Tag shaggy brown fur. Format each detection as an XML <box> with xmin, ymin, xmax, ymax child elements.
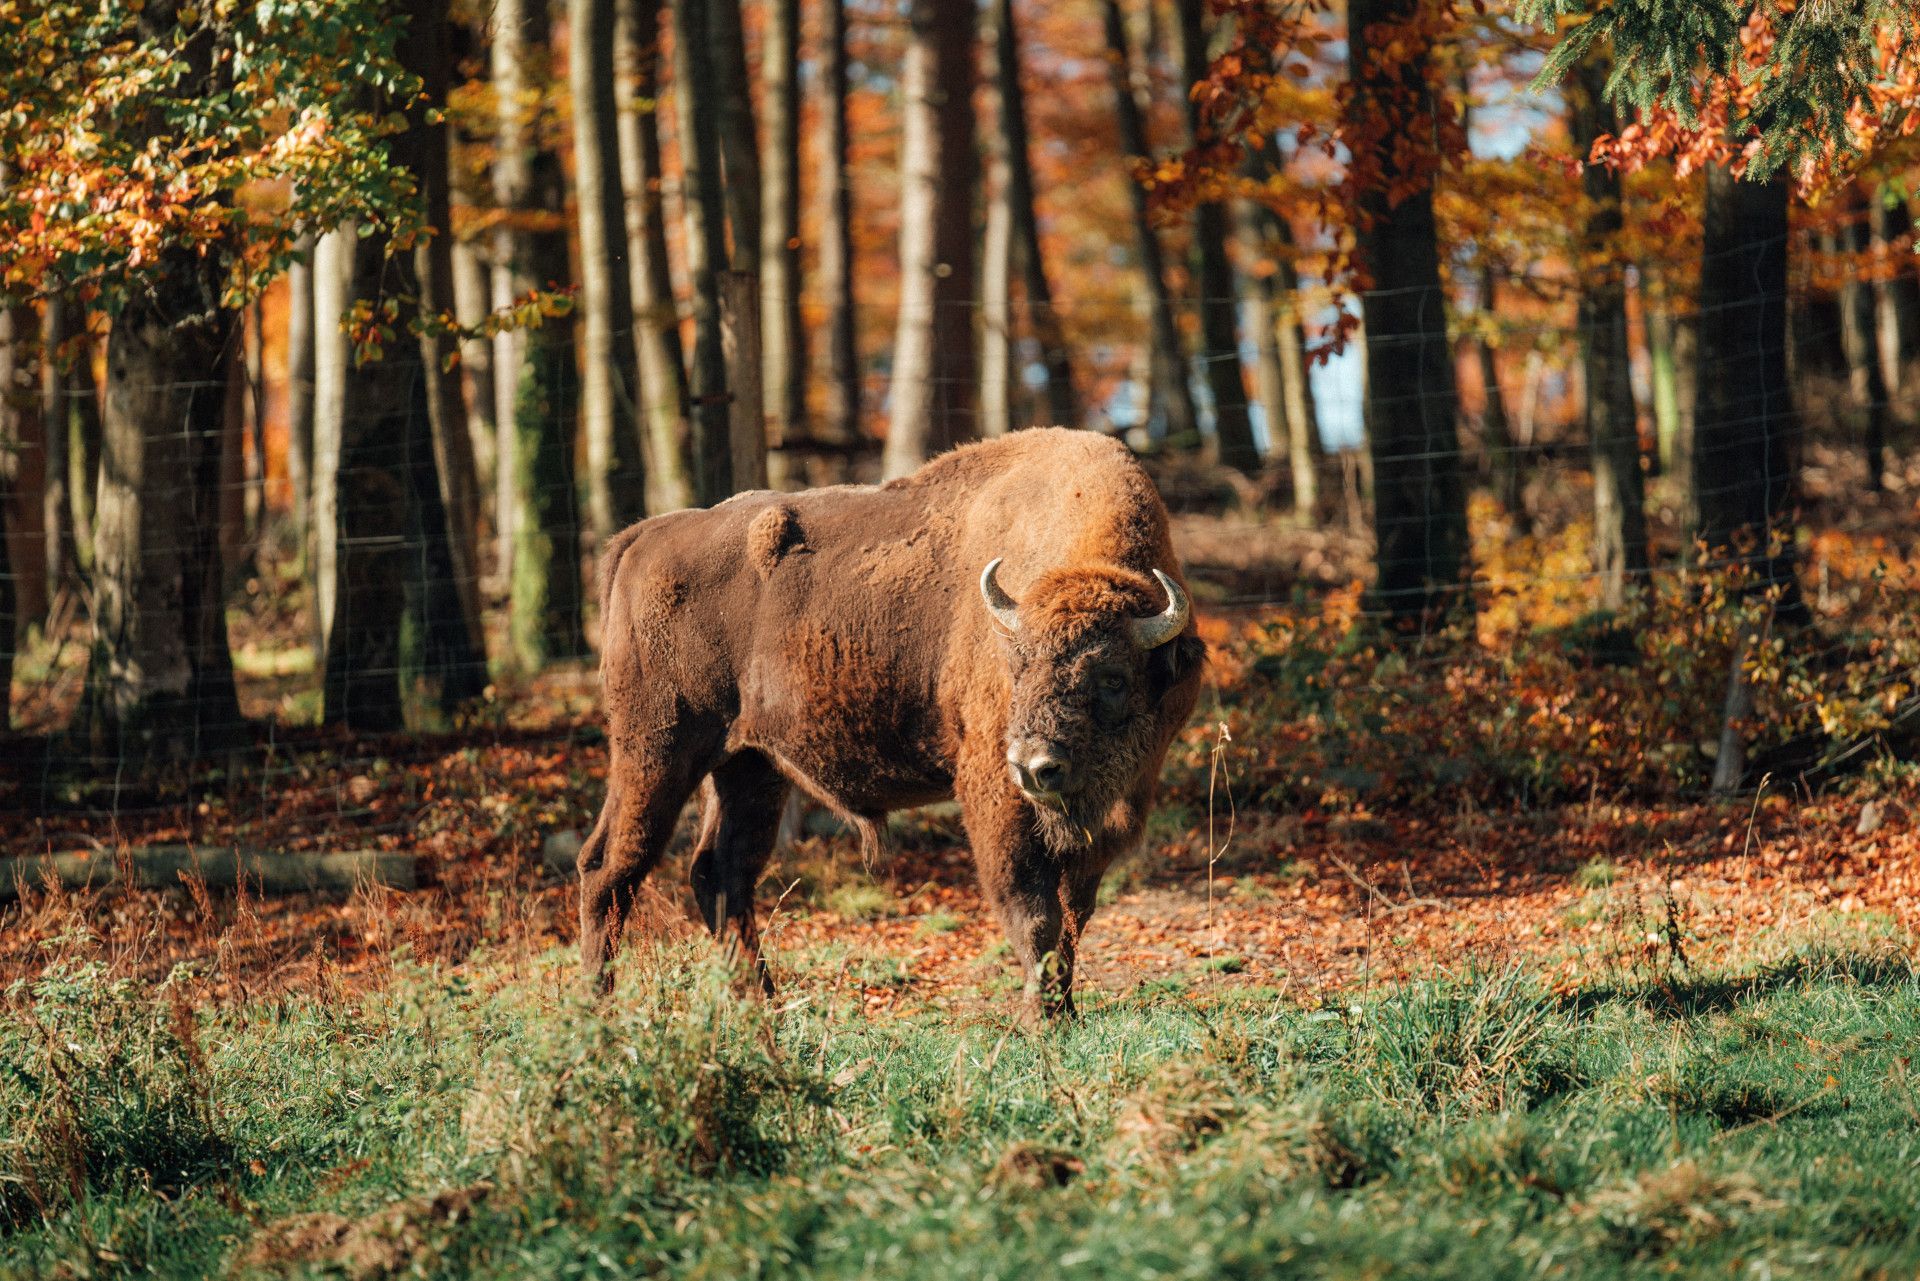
<box><xmin>579</xmin><ymin>428</ymin><xmax>1205</xmax><ymax>1018</ymax></box>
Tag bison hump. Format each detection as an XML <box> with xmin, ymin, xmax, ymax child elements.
<box><xmin>746</xmin><ymin>503</ymin><xmax>808</xmax><ymax>580</ymax></box>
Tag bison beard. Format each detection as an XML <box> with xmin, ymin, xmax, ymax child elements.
<box><xmin>578</xmin><ymin>429</ymin><xmax>1205</xmax><ymax>1020</ymax></box>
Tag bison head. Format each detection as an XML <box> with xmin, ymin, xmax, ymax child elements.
<box><xmin>980</xmin><ymin>558</ymin><xmax>1204</xmax><ymax>849</ymax></box>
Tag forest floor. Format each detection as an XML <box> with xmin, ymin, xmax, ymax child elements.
<box><xmin>8</xmin><ymin>462</ymin><xmax>1920</xmax><ymax>1275</ymax></box>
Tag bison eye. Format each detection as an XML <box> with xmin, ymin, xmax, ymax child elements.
<box><xmin>1098</xmin><ymin>672</ymin><xmax>1127</xmax><ymax>695</ymax></box>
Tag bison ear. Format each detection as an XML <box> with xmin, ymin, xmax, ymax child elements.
<box><xmin>1146</xmin><ymin>632</ymin><xmax>1205</xmax><ymax>702</ymax></box>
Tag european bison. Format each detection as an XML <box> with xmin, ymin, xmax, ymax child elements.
<box><xmin>579</xmin><ymin>428</ymin><xmax>1205</xmax><ymax>1018</ymax></box>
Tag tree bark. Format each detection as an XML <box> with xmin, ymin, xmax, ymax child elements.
<box><xmin>882</xmin><ymin>0</ymin><xmax>979</xmax><ymax>479</ymax></box>
<box><xmin>0</xmin><ymin>453</ymin><xmax>11</xmax><ymax>730</ymax></box>
<box><xmin>1101</xmin><ymin>0</ymin><xmax>1196</xmax><ymax>444</ymax></box>
<box><xmin>1837</xmin><ymin>189</ymin><xmax>1891</xmax><ymax>493</ymax></box>
<box><xmin>310</xmin><ymin>227</ymin><xmax>352</xmax><ymax>655</ymax></box>
<box><xmin>1871</xmin><ymin>185</ymin><xmax>1920</xmax><ymax>396</ymax></box>
<box><xmin>1569</xmin><ymin>55</ymin><xmax>1648</xmax><ymax>608</ymax></box>
<box><xmin>406</xmin><ymin>0</ymin><xmax>488</xmax><ymax>711</ymax></box>
<box><xmin>82</xmin><ymin>253</ymin><xmax>241</xmax><ymax>755</ymax></box>
<box><xmin>616</xmin><ymin>0</ymin><xmax>694</xmax><ymax>511</ymax></box>
<box><xmin>1174</xmin><ymin>0</ymin><xmax>1257</xmax><ymax>473</ymax></box>
<box><xmin>818</xmin><ymin>0</ymin><xmax>860</xmax><ymax>455</ymax></box>
<box><xmin>760</xmin><ymin>0</ymin><xmax>806</xmax><ymax>455</ymax></box>
<box><xmin>982</xmin><ymin>2</ymin><xmax>1017</xmax><ymax>441</ymax></box>
<box><xmin>570</xmin><ymin>0</ymin><xmax>649</xmax><ymax>534</ymax></box>
<box><xmin>2</xmin><ymin>305</ymin><xmax>47</xmax><ymax>635</ymax></box>
<box><xmin>38</xmin><ymin>297</ymin><xmax>76</xmax><ymax>591</ymax></box>
<box><xmin>1693</xmin><ymin>165</ymin><xmax>1798</xmax><ymax>599</ymax></box>
<box><xmin>1348</xmin><ymin>0</ymin><xmax>1469</xmax><ymax>625</ymax></box>
<box><xmin>709</xmin><ymin>0</ymin><xmax>767</xmax><ymax>483</ymax></box>
<box><xmin>497</xmin><ymin>0</ymin><xmax>586</xmax><ymax>668</ymax></box>
<box><xmin>450</xmin><ymin>219</ymin><xmax>499</xmax><ymax>507</ymax></box>
<box><xmin>285</xmin><ymin>236</ymin><xmax>316</xmax><ymax>553</ymax></box>
<box><xmin>995</xmin><ymin>0</ymin><xmax>1077</xmax><ymax>428</ymax></box>
<box><xmin>673</xmin><ymin>0</ymin><xmax>736</xmax><ymax>502</ymax></box>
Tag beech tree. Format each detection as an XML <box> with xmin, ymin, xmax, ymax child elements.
<box><xmin>0</xmin><ymin>0</ymin><xmax>413</xmax><ymax>755</ymax></box>
<box><xmin>673</xmin><ymin>0</ymin><xmax>736</xmax><ymax>501</ymax></box>
<box><xmin>883</xmin><ymin>0</ymin><xmax>980</xmax><ymax>479</ymax></box>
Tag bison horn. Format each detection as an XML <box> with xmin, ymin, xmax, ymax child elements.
<box><xmin>1130</xmin><ymin>570</ymin><xmax>1190</xmax><ymax>650</ymax></box>
<box><xmin>979</xmin><ymin>558</ymin><xmax>1022</xmax><ymax>633</ymax></box>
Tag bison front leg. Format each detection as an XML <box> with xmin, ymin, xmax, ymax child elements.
<box><xmin>964</xmin><ymin>778</ymin><xmax>1110</xmax><ymax>1023</ymax></box>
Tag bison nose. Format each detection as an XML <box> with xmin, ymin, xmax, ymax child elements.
<box><xmin>1008</xmin><ymin>745</ymin><xmax>1071</xmax><ymax>796</ymax></box>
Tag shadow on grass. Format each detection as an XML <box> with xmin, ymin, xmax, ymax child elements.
<box><xmin>1559</xmin><ymin>946</ymin><xmax>1915</xmax><ymax>1021</ymax></box>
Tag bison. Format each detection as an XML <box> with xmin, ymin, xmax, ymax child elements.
<box><xmin>578</xmin><ymin>427</ymin><xmax>1205</xmax><ymax>1018</ymax></box>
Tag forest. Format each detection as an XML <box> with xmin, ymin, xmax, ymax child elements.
<box><xmin>6</xmin><ymin>0</ymin><xmax>1920</xmax><ymax>1277</ymax></box>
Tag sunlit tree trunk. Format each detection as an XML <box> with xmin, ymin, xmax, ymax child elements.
<box><xmin>982</xmin><ymin>0</ymin><xmax>1017</xmax><ymax>438</ymax></box>
<box><xmin>818</xmin><ymin>0</ymin><xmax>860</xmax><ymax>457</ymax></box>
<box><xmin>673</xmin><ymin>0</ymin><xmax>736</xmax><ymax>501</ymax></box>
<box><xmin>616</xmin><ymin>0</ymin><xmax>694</xmax><ymax>510</ymax></box>
<box><xmin>995</xmin><ymin>0</ymin><xmax>1077</xmax><ymax>427</ymax></box>
<box><xmin>761</xmin><ymin>0</ymin><xmax>806</xmax><ymax>461</ymax></box>
<box><xmin>1175</xmin><ymin>0</ymin><xmax>1256</xmax><ymax>473</ymax></box>
<box><xmin>310</xmin><ymin>227</ymin><xmax>351</xmax><ymax>655</ymax></box>
<box><xmin>1693</xmin><ymin>165</ymin><xmax>1798</xmax><ymax>598</ymax></box>
<box><xmin>1101</xmin><ymin>0</ymin><xmax>1196</xmax><ymax>444</ymax></box>
<box><xmin>1348</xmin><ymin>0</ymin><xmax>1469</xmax><ymax>625</ymax></box>
<box><xmin>981</xmin><ymin>140</ymin><xmax>1016</xmax><ymax>438</ymax></box>
<box><xmin>882</xmin><ymin>0</ymin><xmax>978</xmax><ymax>478</ymax></box>
<box><xmin>707</xmin><ymin>0</ymin><xmax>767</xmax><ymax>486</ymax></box>
<box><xmin>450</xmin><ymin>224</ymin><xmax>498</xmax><ymax>508</ymax></box>
<box><xmin>497</xmin><ymin>0</ymin><xmax>585</xmax><ymax>668</ymax></box>
<box><xmin>571</xmin><ymin>0</ymin><xmax>648</xmax><ymax>533</ymax></box>
<box><xmin>1570</xmin><ymin>54</ymin><xmax>1647</xmax><ymax>608</ymax></box>
<box><xmin>83</xmin><ymin>251</ymin><xmax>241</xmax><ymax>754</ymax></box>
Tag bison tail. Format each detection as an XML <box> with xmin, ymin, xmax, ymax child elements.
<box><xmin>597</xmin><ymin>524</ymin><xmax>647</xmax><ymax>619</ymax></box>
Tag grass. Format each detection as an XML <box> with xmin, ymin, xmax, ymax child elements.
<box><xmin>7</xmin><ymin>933</ymin><xmax>1920</xmax><ymax>1279</ymax></box>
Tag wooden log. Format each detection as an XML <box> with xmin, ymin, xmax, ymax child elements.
<box><xmin>0</xmin><ymin>845</ymin><xmax>417</xmax><ymax>902</ymax></box>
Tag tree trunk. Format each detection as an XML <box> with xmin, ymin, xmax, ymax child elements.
<box><xmin>82</xmin><ymin>253</ymin><xmax>241</xmax><ymax>755</ymax></box>
<box><xmin>616</xmin><ymin>0</ymin><xmax>694</xmax><ymax>511</ymax></box>
<box><xmin>285</xmin><ymin>236</ymin><xmax>316</xmax><ymax>553</ymax></box>
<box><xmin>1871</xmin><ymin>185</ymin><xmax>1920</xmax><ymax>397</ymax></box>
<box><xmin>818</xmin><ymin>0</ymin><xmax>860</xmax><ymax>455</ymax></box>
<box><xmin>1235</xmin><ymin>199</ymin><xmax>1291</xmax><ymax>474</ymax></box>
<box><xmin>1101</xmin><ymin>0</ymin><xmax>1197</xmax><ymax>444</ymax></box>
<box><xmin>406</xmin><ymin>0</ymin><xmax>488</xmax><ymax>711</ymax></box>
<box><xmin>1693</xmin><ymin>165</ymin><xmax>1798</xmax><ymax>599</ymax></box>
<box><xmin>2</xmin><ymin>306</ymin><xmax>47</xmax><ymax>635</ymax></box>
<box><xmin>982</xmin><ymin>4</ymin><xmax>1017</xmax><ymax>441</ymax></box>
<box><xmin>722</xmin><ymin>271</ymin><xmax>767</xmax><ymax>491</ymax></box>
<box><xmin>1569</xmin><ymin>54</ymin><xmax>1648</xmax><ymax>609</ymax></box>
<box><xmin>995</xmin><ymin>0</ymin><xmax>1077</xmax><ymax>427</ymax></box>
<box><xmin>570</xmin><ymin>0</ymin><xmax>648</xmax><ymax>534</ymax></box>
<box><xmin>326</xmin><ymin>0</ymin><xmax>489</xmax><ymax>728</ymax></box>
<box><xmin>38</xmin><ymin>297</ymin><xmax>76</xmax><ymax>591</ymax></box>
<box><xmin>1837</xmin><ymin>190</ymin><xmax>1891</xmax><ymax>493</ymax></box>
<box><xmin>219</xmin><ymin>328</ymin><xmax>250</xmax><ymax>584</ymax></box>
<box><xmin>310</xmin><ymin>227</ymin><xmax>352</xmax><ymax>655</ymax></box>
<box><xmin>883</xmin><ymin>0</ymin><xmax>979</xmax><ymax>479</ymax></box>
<box><xmin>1348</xmin><ymin>0</ymin><xmax>1469</xmax><ymax>625</ymax></box>
<box><xmin>1174</xmin><ymin>0</ymin><xmax>1257</xmax><ymax>473</ymax></box>
<box><xmin>450</xmin><ymin>224</ymin><xmax>499</xmax><ymax>508</ymax></box>
<box><xmin>497</xmin><ymin>0</ymin><xmax>586</xmax><ymax>668</ymax></box>
<box><xmin>673</xmin><ymin>0</ymin><xmax>736</xmax><ymax>502</ymax></box>
<box><xmin>323</xmin><ymin>234</ymin><xmax>416</xmax><ymax>733</ymax></box>
<box><xmin>0</xmin><ymin>454</ymin><xmax>11</xmax><ymax>730</ymax></box>
<box><xmin>760</xmin><ymin>0</ymin><xmax>806</xmax><ymax>456</ymax></box>
<box><xmin>709</xmin><ymin>0</ymin><xmax>766</xmax><ymax>483</ymax></box>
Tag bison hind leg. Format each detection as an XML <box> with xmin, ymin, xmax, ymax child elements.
<box><xmin>688</xmin><ymin>750</ymin><xmax>791</xmax><ymax>996</ymax></box>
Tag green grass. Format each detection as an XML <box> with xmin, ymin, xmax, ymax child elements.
<box><xmin>7</xmin><ymin>937</ymin><xmax>1920</xmax><ymax>1279</ymax></box>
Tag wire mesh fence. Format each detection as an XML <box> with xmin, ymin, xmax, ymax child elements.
<box><xmin>2</xmin><ymin>277</ymin><xmax>1918</xmax><ymax>864</ymax></box>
